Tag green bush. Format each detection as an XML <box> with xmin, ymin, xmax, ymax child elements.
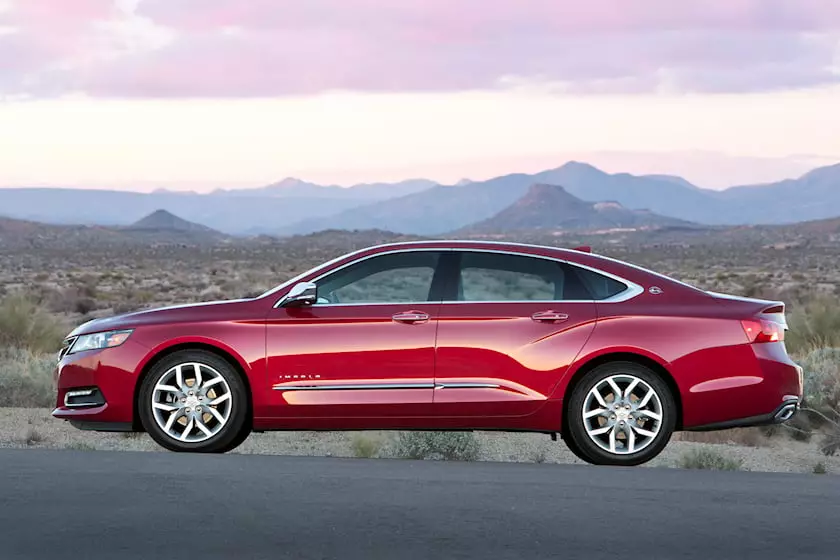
<box><xmin>0</xmin><ymin>294</ymin><xmax>67</xmax><ymax>354</ymax></box>
<box><xmin>798</xmin><ymin>347</ymin><xmax>840</xmax><ymax>414</ymax></box>
<box><xmin>786</xmin><ymin>297</ymin><xmax>840</xmax><ymax>355</ymax></box>
<box><xmin>390</xmin><ymin>431</ymin><xmax>481</xmax><ymax>461</ymax></box>
<box><xmin>350</xmin><ymin>433</ymin><xmax>382</xmax><ymax>458</ymax></box>
<box><xmin>677</xmin><ymin>448</ymin><xmax>743</xmax><ymax>471</ymax></box>
<box><xmin>813</xmin><ymin>462</ymin><xmax>827</xmax><ymax>474</ymax></box>
<box><xmin>0</xmin><ymin>347</ymin><xmax>57</xmax><ymax>408</ymax></box>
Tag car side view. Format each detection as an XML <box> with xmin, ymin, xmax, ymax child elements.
<box><xmin>52</xmin><ymin>241</ymin><xmax>804</xmax><ymax>466</ymax></box>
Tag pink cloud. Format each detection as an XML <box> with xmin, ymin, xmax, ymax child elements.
<box><xmin>2</xmin><ymin>0</ymin><xmax>839</xmax><ymax>97</ymax></box>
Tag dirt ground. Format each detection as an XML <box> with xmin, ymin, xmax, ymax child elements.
<box><xmin>0</xmin><ymin>407</ymin><xmax>836</xmax><ymax>475</ymax></box>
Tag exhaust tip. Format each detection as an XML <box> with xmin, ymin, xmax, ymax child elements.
<box><xmin>774</xmin><ymin>403</ymin><xmax>798</xmax><ymax>422</ymax></box>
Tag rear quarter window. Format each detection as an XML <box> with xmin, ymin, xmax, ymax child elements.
<box><xmin>571</xmin><ymin>266</ymin><xmax>628</xmax><ymax>300</ymax></box>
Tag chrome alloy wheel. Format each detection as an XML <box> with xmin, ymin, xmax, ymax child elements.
<box><xmin>151</xmin><ymin>362</ymin><xmax>233</xmax><ymax>443</ymax></box>
<box><xmin>581</xmin><ymin>373</ymin><xmax>663</xmax><ymax>455</ymax></box>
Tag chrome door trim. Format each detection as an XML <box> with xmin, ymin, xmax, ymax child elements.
<box><xmin>434</xmin><ymin>382</ymin><xmax>500</xmax><ymax>389</ymax></box>
<box><xmin>273</xmin><ymin>382</ymin><xmax>503</xmax><ymax>391</ymax></box>
<box><xmin>273</xmin><ymin>382</ymin><xmax>435</xmax><ymax>391</ymax></box>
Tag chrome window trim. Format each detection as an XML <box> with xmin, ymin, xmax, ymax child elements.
<box><xmin>272</xmin><ymin>246</ymin><xmax>644</xmax><ymax>308</ymax></box>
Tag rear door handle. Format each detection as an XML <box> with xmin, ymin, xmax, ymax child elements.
<box><xmin>531</xmin><ymin>310</ymin><xmax>569</xmax><ymax>322</ymax></box>
<box><xmin>392</xmin><ymin>311</ymin><xmax>430</xmax><ymax>324</ymax></box>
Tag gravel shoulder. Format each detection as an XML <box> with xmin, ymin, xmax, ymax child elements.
<box><xmin>1</xmin><ymin>407</ymin><xmax>836</xmax><ymax>474</ymax></box>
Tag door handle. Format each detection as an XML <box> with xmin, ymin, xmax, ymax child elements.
<box><xmin>392</xmin><ymin>311</ymin><xmax>430</xmax><ymax>324</ymax></box>
<box><xmin>531</xmin><ymin>310</ymin><xmax>569</xmax><ymax>322</ymax></box>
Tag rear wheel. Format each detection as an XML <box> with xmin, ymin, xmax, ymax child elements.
<box><xmin>138</xmin><ymin>350</ymin><xmax>250</xmax><ymax>453</ymax></box>
<box><xmin>566</xmin><ymin>362</ymin><xmax>675</xmax><ymax>466</ymax></box>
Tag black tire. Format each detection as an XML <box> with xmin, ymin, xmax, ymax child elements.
<box><xmin>138</xmin><ymin>350</ymin><xmax>250</xmax><ymax>453</ymax></box>
<box><xmin>566</xmin><ymin>361</ymin><xmax>676</xmax><ymax>466</ymax></box>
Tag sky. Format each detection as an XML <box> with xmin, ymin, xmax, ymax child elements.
<box><xmin>1</xmin><ymin>0</ymin><xmax>839</xmax><ymax>191</ymax></box>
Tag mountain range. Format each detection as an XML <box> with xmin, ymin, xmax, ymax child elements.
<box><xmin>1</xmin><ymin>161</ymin><xmax>838</xmax><ymax>236</ymax></box>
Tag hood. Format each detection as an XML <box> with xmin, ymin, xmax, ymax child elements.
<box><xmin>66</xmin><ymin>297</ymin><xmax>260</xmax><ymax>338</ymax></box>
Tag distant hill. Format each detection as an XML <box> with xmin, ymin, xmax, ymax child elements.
<box><xmin>128</xmin><ymin>209</ymin><xmax>218</xmax><ymax>233</ymax></box>
<box><xmin>460</xmin><ymin>184</ymin><xmax>692</xmax><ymax>234</ymax></box>
<box><xmin>1</xmin><ymin>161</ymin><xmax>839</xmax><ymax>236</ymax></box>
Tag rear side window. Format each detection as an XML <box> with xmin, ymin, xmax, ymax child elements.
<box><xmin>454</xmin><ymin>251</ymin><xmax>594</xmax><ymax>302</ymax></box>
<box><xmin>571</xmin><ymin>266</ymin><xmax>628</xmax><ymax>300</ymax></box>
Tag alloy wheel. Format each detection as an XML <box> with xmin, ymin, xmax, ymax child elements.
<box><xmin>581</xmin><ymin>373</ymin><xmax>663</xmax><ymax>455</ymax></box>
<box><xmin>151</xmin><ymin>362</ymin><xmax>233</xmax><ymax>443</ymax></box>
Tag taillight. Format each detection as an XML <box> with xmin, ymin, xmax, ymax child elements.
<box><xmin>741</xmin><ymin>319</ymin><xmax>785</xmax><ymax>343</ymax></box>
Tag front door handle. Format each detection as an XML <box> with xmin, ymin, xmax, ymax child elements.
<box><xmin>531</xmin><ymin>310</ymin><xmax>569</xmax><ymax>322</ymax></box>
<box><xmin>392</xmin><ymin>311</ymin><xmax>430</xmax><ymax>324</ymax></box>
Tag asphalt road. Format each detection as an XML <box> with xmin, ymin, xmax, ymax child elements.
<box><xmin>2</xmin><ymin>449</ymin><xmax>839</xmax><ymax>560</ymax></box>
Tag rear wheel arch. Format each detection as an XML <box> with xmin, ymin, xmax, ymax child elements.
<box><xmin>561</xmin><ymin>352</ymin><xmax>683</xmax><ymax>436</ymax></box>
<box><xmin>132</xmin><ymin>342</ymin><xmax>253</xmax><ymax>432</ymax></box>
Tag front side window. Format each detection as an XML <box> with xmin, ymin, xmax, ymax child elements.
<box><xmin>315</xmin><ymin>251</ymin><xmax>441</xmax><ymax>304</ymax></box>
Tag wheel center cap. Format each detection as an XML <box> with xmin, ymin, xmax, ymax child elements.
<box><xmin>616</xmin><ymin>409</ymin><xmax>630</xmax><ymax>421</ymax></box>
<box><xmin>185</xmin><ymin>396</ymin><xmax>200</xmax><ymax>408</ymax></box>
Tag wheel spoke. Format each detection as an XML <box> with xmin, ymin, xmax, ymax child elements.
<box><xmin>587</xmin><ymin>424</ymin><xmax>614</xmax><ymax>436</ymax></box>
<box><xmin>623</xmin><ymin>378</ymin><xmax>640</xmax><ymax>399</ymax></box>
<box><xmin>637</xmin><ymin>409</ymin><xmax>662</xmax><ymax>421</ymax></box>
<box><xmin>608</xmin><ymin>426</ymin><xmax>617</xmax><ymax>453</ymax></box>
<box><xmin>203</xmin><ymin>376</ymin><xmax>224</xmax><ymax>389</ymax></box>
<box><xmin>607</xmin><ymin>378</ymin><xmax>622</xmax><ymax>401</ymax></box>
<box><xmin>175</xmin><ymin>365</ymin><xmax>186</xmax><ymax>391</ymax></box>
<box><xmin>632</xmin><ymin>425</ymin><xmax>657</xmax><ymax>438</ymax></box>
<box><xmin>210</xmin><ymin>393</ymin><xmax>231</xmax><ymax>406</ymax></box>
<box><xmin>193</xmin><ymin>363</ymin><xmax>203</xmax><ymax>388</ymax></box>
<box><xmin>592</xmin><ymin>390</ymin><xmax>608</xmax><ymax>408</ymax></box>
<box><xmin>637</xmin><ymin>388</ymin><xmax>655</xmax><ymax>408</ymax></box>
<box><xmin>584</xmin><ymin>408</ymin><xmax>608</xmax><ymax>419</ymax></box>
<box><xmin>206</xmin><ymin>406</ymin><xmax>225</xmax><ymax>424</ymax></box>
<box><xmin>626</xmin><ymin>425</ymin><xmax>636</xmax><ymax>453</ymax></box>
<box><xmin>155</xmin><ymin>384</ymin><xmax>181</xmax><ymax>395</ymax></box>
<box><xmin>163</xmin><ymin>410</ymin><xmax>181</xmax><ymax>432</ymax></box>
<box><xmin>153</xmin><ymin>402</ymin><xmax>178</xmax><ymax>412</ymax></box>
<box><xmin>195</xmin><ymin>416</ymin><xmax>213</xmax><ymax>437</ymax></box>
<box><xmin>179</xmin><ymin>418</ymin><xmax>195</xmax><ymax>441</ymax></box>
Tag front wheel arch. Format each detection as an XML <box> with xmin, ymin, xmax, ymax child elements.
<box><xmin>132</xmin><ymin>342</ymin><xmax>253</xmax><ymax>434</ymax></box>
<box><xmin>561</xmin><ymin>352</ymin><xmax>683</xmax><ymax>439</ymax></box>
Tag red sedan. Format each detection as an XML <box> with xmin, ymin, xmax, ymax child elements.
<box><xmin>52</xmin><ymin>241</ymin><xmax>803</xmax><ymax>465</ymax></box>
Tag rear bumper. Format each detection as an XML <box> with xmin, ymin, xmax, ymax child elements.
<box><xmin>686</xmin><ymin>395</ymin><xmax>800</xmax><ymax>431</ymax></box>
<box><xmin>678</xmin><ymin>342</ymin><xmax>803</xmax><ymax>429</ymax></box>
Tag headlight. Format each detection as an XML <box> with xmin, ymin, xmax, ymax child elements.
<box><xmin>68</xmin><ymin>330</ymin><xmax>133</xmax><ymax>354</ymax></box>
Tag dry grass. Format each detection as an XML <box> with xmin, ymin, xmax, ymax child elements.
<box><xmin>674</xmin><ymin>428</ymin><xmax>769</xmax><ymax>448</ymax></box>
<box><xmin>677</xmin><ymin>448</ymin><xmax>743</xmax><ymax>471</ymax></box>
<box><xmin>0</xmin><ymin>347</ymin><xmax>57</xmax><ymax>408</ymax></box>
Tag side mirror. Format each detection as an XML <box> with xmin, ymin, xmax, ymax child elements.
<box><xmin>280</xmin><ymin>282</ymin><xmax>318</xmax><ymax>307</ymax></box>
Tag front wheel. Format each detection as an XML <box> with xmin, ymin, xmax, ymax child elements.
<box><xmin>566</xmin><ymin>362</ymin><xmax>676</xmax><ymax>466</ymax></box>
<box><xmin>138</xmin><ymin>350</ymin><xmax>250</xmax><ymax>453</ymax></box>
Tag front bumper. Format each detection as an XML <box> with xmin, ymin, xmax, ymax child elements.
<box><xmin>51</xmin><ymin>340</ymin><xmax>147</xmax><ymax>429</ymax></box>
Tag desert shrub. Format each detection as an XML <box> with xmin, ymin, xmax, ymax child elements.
<box><xmin>677</xmin><ymin>448</ymin><xmax>743</xmax><ymax>471</ymax></box>
<box><xmin>15</xmin><ymin>426</ymin><xmax>46</xmax><ymax>446</ymax></box>
<box><xmin>786</xmin><ymin>297</ymin><xmax>840</xmax><ymax>355</ymax></box>
<box><xmin>0</xmin><ymin>347</ymin><xmax>57</xmax><ymax>407</ymax></box>
<box><xmin>798</xmin><ymin>347</ymin><xmax>840</xmax><ymax>413</ymax></box>
<box><xmin>813</xmin><ymin>462</ymin><xmax>827</xmax><ymax>474</ymax></box>
<box><xmin>0</xmin><ymin>295</ymin><xmax>67</xmax><ymax>353</ymax></box>
<box><xmin>389</xmin><ymin>431</ymin><xmax>481</xmax><ymax>461</ymax></box>
<box><xmin>350</xmin><ymin>433</ymin><xmax>382</xmax><ymax>458</ymax></box>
